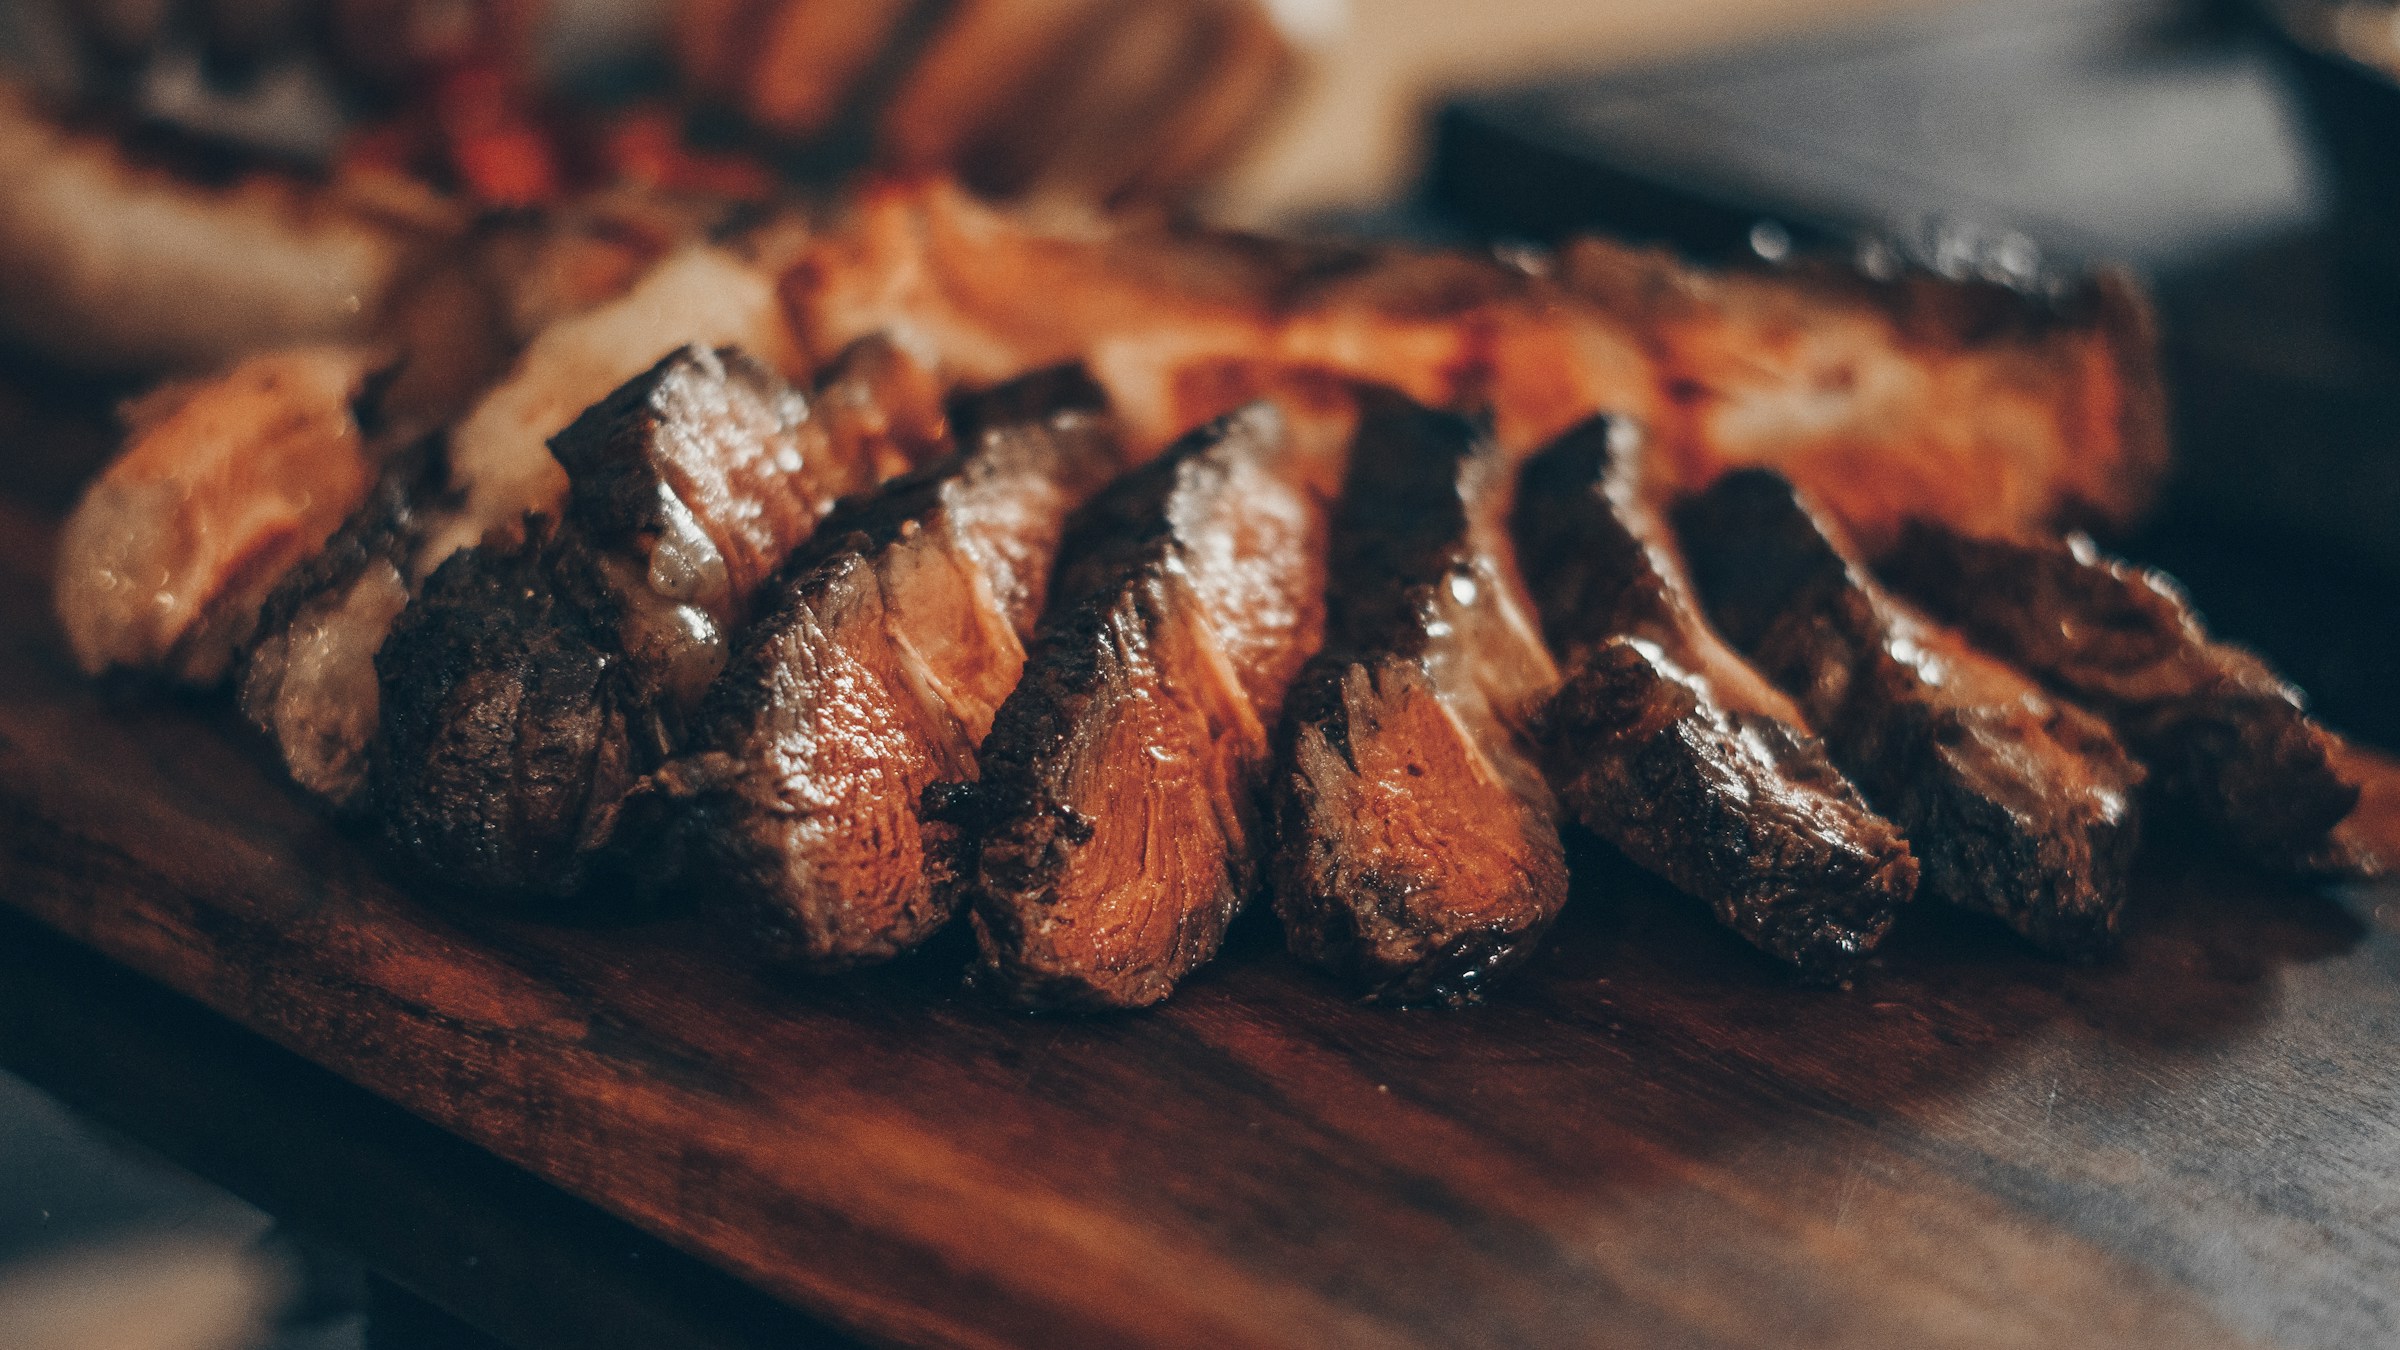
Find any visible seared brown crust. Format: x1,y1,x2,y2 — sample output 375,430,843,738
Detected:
1879,523,2372,878
641,368,1120,969
372,528,642,897
1512,419,1916,979
1678,472,2145,957
961,400,1336,1009
1272,395,1567,1006
370,342,937,900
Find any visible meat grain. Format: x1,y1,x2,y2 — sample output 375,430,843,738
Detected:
642,367,1121,968
1272,392,1566,1005
1512,418,1917,979
959,392,1347,1008
1880,522,2375,877
1678,472,2145,957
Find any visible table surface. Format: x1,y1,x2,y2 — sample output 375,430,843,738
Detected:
4,380,2400,1350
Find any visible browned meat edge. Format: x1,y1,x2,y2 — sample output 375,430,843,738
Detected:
371,343,933,900
1272,392,1567,1006
1879,522,2375,878
956,399,1336,1009
634,367,1121,969
1678,471,2145,958
1512,418,1917,980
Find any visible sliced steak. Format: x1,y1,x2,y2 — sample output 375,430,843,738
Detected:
1678,471,2145,957
1879,523,2375,878
372,340,947,899
959,393,1348,1009
640,368,1122,970
1512,417,1917,980
1272,393,1567,1006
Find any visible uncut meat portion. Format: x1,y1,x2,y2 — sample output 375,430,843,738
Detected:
783,175,2165,541
638,368,1121,969
1678,472,2145,958
373,340,947,898
1880,523,2375,877
959,392,1348,1009
1511,418,1917,979
1272,393,1567,1006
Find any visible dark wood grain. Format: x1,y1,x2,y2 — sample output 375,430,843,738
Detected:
5,473,2400,1348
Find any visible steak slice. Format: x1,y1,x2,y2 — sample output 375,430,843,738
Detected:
1879,522,2376,878
1677,471,2145,957
1272,393,1567,1006
639,368,1122,969
959,393,1348,1009
372,340,946,899
1512,417,1917,980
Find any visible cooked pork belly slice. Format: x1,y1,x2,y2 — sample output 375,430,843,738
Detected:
1880,523,2375,879
54,346,379,684
238,441,441,811
372,343,940,899
640,367,1120,969
961,392,1348,1009
0,83,450,375
424,241,813,572
1679,472,2145,958
1272,393,1566,1007
1511,418,1916,979
1559,240,2166,547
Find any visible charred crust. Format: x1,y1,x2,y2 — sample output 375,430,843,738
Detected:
1679,473,2144,957
369,525,639,900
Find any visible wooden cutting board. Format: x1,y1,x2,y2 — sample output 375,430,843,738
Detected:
3,475,2398,1349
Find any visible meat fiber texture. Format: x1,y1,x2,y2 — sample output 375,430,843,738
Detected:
958,391,1350,1009
1678,472,2146,958
1511,418,1918,981
637,367,1121,970
371,340,945,900
1880,523,2378,879
1272,391,1567,1006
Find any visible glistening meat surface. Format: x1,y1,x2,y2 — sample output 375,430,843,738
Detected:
1679,472,2145,958
373,341,946,898
1511,418,1917,980
1880,523,2376,878
1272,393,1566,1006
640,368,1121,969
958,392,1349,1009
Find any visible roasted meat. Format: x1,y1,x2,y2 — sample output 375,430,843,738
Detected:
373,340,946,898
1511,418,1917,979
1678,472,2145,957
55,346,381,685
637,368,1121,969
1880,523,2375,878
423,239,814,571
958,391,1349,1008
1271,393,1567,1006
784,175,2165,541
